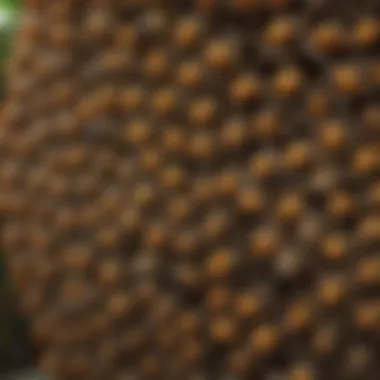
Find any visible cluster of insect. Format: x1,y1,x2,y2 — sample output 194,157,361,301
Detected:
0,0,379,379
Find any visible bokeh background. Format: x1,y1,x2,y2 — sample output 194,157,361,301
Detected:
0,0,36,376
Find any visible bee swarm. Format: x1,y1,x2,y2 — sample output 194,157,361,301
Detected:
1,0,380,379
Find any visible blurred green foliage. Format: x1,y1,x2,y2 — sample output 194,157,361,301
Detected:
0,0,34,374
0,0,21,88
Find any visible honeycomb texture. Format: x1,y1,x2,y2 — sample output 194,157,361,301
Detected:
1,0,380,379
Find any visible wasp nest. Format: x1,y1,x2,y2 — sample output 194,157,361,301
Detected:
0,0,380,379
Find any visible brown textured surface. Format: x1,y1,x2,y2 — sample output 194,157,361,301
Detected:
1,0,380,379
